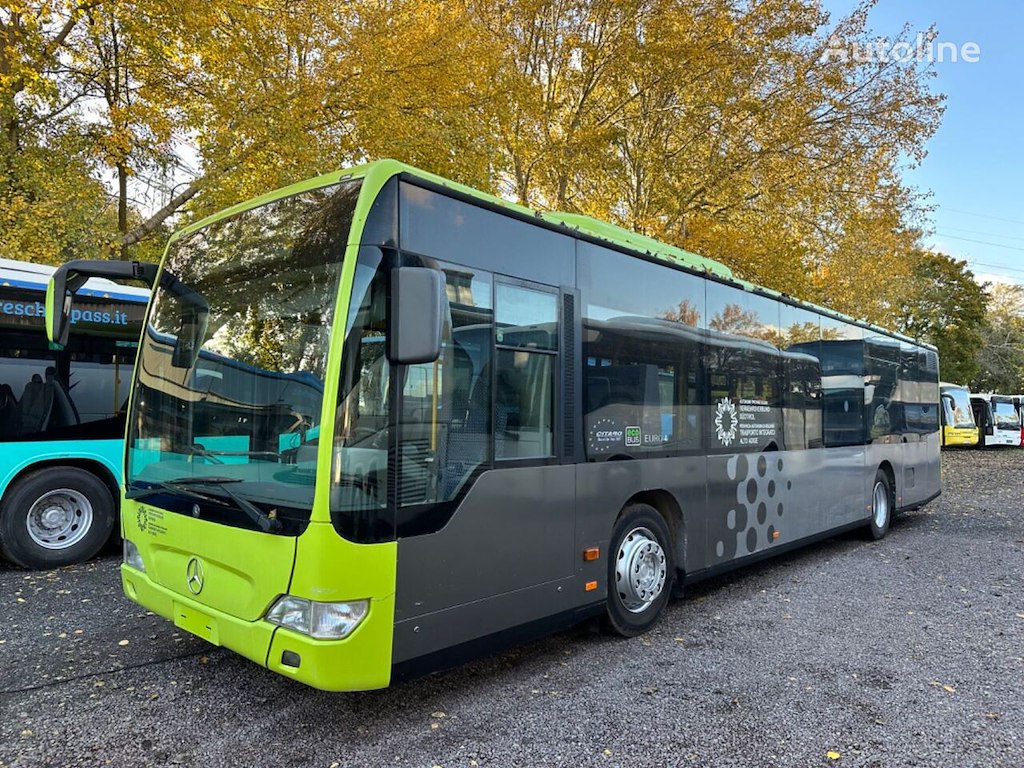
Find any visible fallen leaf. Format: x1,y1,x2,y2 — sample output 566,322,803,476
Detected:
943,685,956,694
827,751,841,760
431,711,445,719
118,640,129,647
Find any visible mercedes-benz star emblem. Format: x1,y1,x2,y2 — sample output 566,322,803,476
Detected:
186,557,205,595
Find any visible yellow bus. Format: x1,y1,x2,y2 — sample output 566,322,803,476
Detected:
939,384,978,447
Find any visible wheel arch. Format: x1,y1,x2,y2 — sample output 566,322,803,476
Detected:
877,459,896,497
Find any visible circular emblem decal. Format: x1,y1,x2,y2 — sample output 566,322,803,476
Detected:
186,557,205,595
715,398,738,446
588,417,624,454
136,508,148,533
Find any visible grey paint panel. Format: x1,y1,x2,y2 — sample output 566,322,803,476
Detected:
392,445,939,664
393,576,579,663
395,465,576,623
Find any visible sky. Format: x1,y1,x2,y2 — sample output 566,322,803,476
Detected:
822,0,1024,286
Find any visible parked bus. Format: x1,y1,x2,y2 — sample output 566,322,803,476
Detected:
0,259,148,568
48,160,942,691
1015,396,1024,447
939,383,979,447
970,393,1020,448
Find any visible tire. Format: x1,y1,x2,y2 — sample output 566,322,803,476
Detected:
603,503,674,638
0,467,115,569
867,469,893,541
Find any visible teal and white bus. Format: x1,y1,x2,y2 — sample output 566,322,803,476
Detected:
0,259,148,568
47,160,941,690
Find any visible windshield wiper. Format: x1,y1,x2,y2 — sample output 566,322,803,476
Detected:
125,477,231,501
127,477,282,533
186,445,283,463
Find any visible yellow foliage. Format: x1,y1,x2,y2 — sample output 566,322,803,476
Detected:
2,0,942,327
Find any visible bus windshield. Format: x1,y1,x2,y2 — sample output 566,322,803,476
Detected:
993,400,1019,430
126,181,361,532
942,387,975,429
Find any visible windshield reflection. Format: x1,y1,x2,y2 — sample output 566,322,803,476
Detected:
127,181,361,532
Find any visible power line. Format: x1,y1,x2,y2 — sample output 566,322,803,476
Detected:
965,260,1024,276
937,225,1024,243
938,207,1024,227
933,233,1024,253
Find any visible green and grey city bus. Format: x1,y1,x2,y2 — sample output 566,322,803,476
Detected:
47,159,941,690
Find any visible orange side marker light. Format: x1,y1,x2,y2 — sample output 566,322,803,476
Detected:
585,581,598,592
583,547,600,562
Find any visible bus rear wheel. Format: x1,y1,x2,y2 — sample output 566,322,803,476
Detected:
867,469,893,541
604,504,674,638
0,467,115,570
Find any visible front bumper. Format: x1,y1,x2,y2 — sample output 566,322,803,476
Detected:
121,564,395,691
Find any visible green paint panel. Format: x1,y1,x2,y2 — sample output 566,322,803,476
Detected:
122,565,278,666
122,497,295,622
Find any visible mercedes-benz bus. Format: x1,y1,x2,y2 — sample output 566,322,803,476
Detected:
0,259,148,568
47,160,942,690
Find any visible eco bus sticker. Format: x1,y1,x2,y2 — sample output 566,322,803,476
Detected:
624,426,642,447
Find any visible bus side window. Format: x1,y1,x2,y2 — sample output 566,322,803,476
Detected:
494,282,557,460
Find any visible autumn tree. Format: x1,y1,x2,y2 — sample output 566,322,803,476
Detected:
0,2,115,264
3,0,946,337
895,250,988,385
972,283,1024,394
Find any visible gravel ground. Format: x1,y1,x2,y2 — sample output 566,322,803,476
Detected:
1,449,1022,768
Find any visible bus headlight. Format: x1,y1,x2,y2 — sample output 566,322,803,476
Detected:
265,596,369,640
123,539,146,572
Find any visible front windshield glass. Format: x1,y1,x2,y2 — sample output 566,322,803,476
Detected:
993,400,1020,430
127,180,361,533
944,388,975,429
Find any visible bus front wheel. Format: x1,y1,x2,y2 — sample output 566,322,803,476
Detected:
867,469,893,541
604,504,674,638
0,467,115,570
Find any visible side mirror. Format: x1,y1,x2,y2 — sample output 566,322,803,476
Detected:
45,259,158,347
159,272,210,369
171,305,210,369
388,267,444,365
45,277,75,348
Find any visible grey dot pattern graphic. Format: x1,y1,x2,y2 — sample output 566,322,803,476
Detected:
715,454,795,558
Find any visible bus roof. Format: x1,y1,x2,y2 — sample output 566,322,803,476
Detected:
169,159,935,351
0,258,150,303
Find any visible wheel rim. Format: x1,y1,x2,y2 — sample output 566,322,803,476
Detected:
26,488,93,550
615,526,667,613
872,481,889,529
